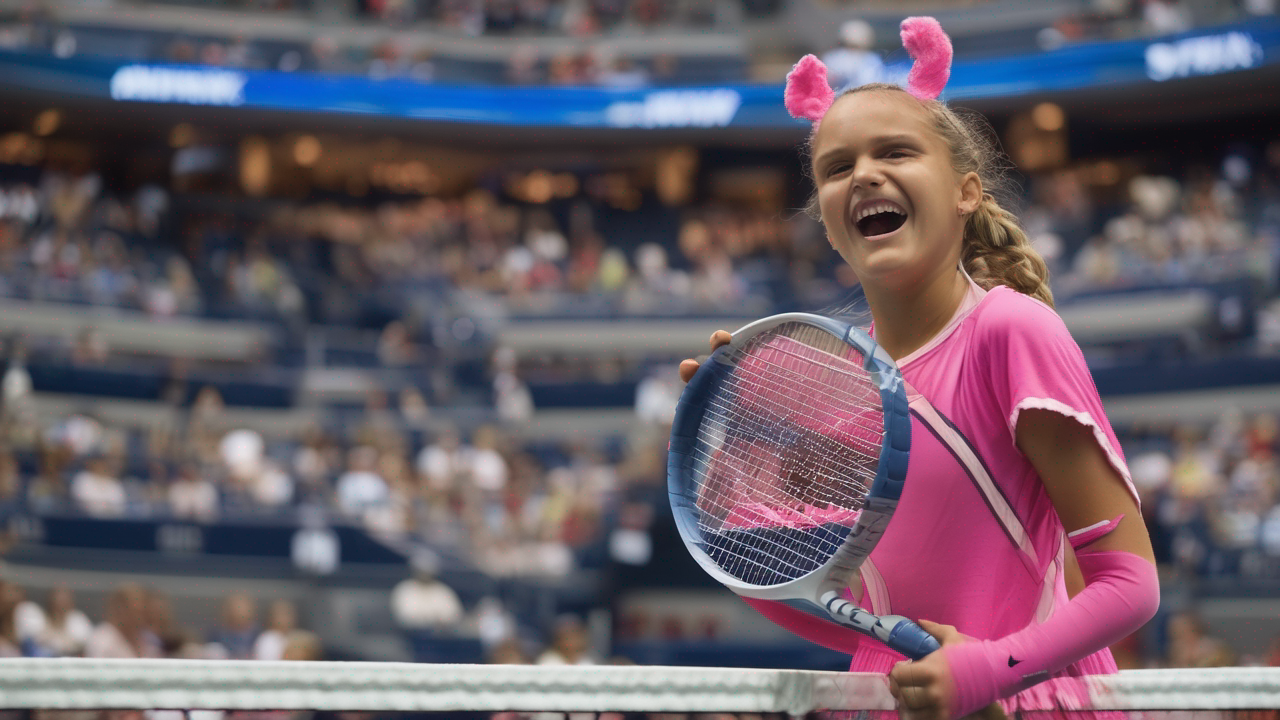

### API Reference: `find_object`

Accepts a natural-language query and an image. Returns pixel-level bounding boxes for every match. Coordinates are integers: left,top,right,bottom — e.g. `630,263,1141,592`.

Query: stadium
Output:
0,0,1278,715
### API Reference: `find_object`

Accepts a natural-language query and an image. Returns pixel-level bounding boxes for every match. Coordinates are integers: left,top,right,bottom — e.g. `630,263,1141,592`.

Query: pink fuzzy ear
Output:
784,54,835,124
900,16,953,101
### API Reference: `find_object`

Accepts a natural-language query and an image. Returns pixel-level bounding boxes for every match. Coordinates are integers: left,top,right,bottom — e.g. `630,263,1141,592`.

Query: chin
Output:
855,251,929,289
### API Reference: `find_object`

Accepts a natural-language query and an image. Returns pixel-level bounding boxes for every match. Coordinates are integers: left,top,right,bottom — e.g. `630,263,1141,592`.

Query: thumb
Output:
917,619,964,646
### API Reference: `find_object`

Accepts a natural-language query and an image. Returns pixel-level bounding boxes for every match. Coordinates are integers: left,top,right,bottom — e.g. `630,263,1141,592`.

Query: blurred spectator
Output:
253,599,300,661
281,629,323,661
0,585,22,657
469,426,509,493
336,446,390,516
821,20,884,91
378,321,420,366
221,428,266,489
1,337,34,443
390,551,464,630
144,589,202,659
399,386,431,427
492,348,534,423
86,584,161,658
417,429,468,497
9,584,46,651
1142,0,1193,35
1166,611,1236,667
249,461,295,510
209,593,259,660
634,363,681,424
472,595,517,649
536,615,597,665
37,587,93,657
354,389,405,454
71,326,109,365
487,637,529,664
70,455,127,518
292,505,340,576
168,463,220,522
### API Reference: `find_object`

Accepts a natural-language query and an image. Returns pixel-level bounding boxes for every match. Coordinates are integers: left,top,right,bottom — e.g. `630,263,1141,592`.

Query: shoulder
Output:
970,285,1071,348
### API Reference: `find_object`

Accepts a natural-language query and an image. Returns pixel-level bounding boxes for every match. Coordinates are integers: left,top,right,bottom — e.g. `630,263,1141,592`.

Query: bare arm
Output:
1014,408,1155,563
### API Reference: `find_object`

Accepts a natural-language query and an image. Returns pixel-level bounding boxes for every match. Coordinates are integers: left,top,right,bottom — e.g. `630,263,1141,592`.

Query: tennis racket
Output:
667,312,937,660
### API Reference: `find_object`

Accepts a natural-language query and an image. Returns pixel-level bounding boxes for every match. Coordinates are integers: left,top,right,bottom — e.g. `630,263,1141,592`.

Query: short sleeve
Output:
975,287,1139,508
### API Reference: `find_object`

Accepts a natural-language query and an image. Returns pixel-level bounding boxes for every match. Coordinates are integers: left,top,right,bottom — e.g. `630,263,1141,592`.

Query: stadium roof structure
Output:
0,17,1276,143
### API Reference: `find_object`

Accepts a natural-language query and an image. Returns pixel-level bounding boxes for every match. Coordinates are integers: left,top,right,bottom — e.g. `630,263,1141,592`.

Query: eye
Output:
884,148,911,159
825,163,852,178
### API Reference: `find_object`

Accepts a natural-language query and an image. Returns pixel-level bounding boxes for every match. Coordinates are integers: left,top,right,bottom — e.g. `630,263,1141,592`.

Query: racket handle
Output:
823,593,941,660
877,615,942,660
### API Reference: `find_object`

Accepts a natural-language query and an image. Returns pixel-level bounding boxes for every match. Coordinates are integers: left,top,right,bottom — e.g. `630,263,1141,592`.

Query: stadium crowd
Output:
0,138,1278,564
0,580,322,661
0,569,615,667
3,139,1277,327
0,0,1274,87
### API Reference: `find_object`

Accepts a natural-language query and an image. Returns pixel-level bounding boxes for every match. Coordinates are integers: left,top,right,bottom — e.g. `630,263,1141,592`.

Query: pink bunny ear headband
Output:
784,16,953,125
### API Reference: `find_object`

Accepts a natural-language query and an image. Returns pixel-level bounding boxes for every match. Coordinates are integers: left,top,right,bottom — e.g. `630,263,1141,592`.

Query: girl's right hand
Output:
678,330,732,383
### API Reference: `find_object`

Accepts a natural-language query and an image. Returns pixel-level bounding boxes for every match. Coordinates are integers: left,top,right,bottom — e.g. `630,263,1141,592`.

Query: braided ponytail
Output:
963,193,1054,307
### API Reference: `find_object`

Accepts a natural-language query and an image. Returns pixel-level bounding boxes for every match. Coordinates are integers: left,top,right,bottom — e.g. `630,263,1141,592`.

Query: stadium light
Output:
1032,102,1065,132
169,123,196,148
32,109,60,137
294,135,322,167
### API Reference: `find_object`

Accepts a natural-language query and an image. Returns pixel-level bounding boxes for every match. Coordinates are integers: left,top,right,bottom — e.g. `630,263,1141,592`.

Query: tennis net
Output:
0,659,1276,719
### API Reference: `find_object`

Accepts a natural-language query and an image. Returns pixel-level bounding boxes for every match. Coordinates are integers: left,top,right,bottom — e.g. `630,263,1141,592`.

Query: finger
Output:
889,661,912,686
975,702,1009,720
893,660,935,687
679,359,700,383
709,330,731,350
904,684,938,713
918,619,962,646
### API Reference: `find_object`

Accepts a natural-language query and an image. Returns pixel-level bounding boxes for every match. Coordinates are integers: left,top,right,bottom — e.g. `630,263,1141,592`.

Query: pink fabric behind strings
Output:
701,333,879,532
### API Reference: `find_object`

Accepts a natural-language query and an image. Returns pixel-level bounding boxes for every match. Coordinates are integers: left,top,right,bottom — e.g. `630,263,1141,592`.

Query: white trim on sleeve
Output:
1009,397,1141,510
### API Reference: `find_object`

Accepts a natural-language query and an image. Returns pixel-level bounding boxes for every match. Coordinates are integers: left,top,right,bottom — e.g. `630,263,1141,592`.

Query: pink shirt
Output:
746,279,1137,685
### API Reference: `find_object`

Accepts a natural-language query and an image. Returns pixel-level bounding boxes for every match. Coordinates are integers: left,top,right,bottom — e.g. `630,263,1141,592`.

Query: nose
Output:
850,156,885,190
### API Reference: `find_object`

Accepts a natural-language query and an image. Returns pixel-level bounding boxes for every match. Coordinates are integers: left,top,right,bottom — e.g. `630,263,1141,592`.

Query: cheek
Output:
817,184,846,232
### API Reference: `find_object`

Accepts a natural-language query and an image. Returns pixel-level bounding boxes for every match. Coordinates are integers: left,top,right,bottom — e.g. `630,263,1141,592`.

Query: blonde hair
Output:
805,83,1053,308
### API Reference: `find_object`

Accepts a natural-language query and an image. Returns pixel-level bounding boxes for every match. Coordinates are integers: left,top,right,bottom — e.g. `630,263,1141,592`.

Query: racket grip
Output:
880,616,942,660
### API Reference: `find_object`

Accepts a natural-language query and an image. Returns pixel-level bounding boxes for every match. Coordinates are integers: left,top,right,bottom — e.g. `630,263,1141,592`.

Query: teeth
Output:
855,202,906,222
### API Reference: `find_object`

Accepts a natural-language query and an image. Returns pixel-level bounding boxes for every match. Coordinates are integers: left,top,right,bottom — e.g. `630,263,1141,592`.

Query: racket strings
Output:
691,323,889,586
690,407,873,583
713,353,887,443
691,398,876,519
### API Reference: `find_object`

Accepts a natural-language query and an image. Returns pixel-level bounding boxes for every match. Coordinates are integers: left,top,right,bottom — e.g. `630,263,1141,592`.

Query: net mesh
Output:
692,323,886,587
0,660,1278,720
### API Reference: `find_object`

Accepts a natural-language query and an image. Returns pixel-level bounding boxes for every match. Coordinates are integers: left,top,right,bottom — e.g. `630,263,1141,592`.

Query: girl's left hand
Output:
888,619,972,720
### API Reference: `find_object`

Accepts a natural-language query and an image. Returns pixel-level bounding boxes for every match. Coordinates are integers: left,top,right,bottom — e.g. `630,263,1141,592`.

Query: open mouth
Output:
855,209,908,239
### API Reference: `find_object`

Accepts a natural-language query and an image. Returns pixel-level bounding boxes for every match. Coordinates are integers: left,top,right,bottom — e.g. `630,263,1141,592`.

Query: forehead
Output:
812,90,937,155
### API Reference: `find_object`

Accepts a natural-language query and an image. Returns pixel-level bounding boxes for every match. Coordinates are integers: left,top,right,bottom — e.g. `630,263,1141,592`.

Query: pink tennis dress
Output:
746,279,1140,712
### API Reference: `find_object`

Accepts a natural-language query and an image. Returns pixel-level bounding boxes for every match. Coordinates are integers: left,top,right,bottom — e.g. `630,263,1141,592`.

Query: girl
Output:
678,17,1159,720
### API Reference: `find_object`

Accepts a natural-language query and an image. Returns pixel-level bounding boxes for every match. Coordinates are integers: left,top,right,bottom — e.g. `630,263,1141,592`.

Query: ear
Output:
957,171,982,215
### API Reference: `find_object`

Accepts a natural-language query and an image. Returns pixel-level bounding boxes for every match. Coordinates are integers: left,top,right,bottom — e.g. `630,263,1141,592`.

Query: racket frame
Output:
669,313,936,659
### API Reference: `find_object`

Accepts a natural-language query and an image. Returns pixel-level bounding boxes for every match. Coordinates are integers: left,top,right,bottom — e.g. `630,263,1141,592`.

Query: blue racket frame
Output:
668,313,937,660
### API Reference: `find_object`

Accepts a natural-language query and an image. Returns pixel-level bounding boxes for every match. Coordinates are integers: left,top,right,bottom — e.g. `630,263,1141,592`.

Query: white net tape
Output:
0,661,1277,714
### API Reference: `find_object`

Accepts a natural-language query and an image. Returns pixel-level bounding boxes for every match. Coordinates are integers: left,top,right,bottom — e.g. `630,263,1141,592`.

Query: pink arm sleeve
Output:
941,550,1159,717
740,597,863,654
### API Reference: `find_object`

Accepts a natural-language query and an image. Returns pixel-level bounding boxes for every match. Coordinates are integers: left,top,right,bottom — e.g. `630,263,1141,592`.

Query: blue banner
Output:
0,18,1276,129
